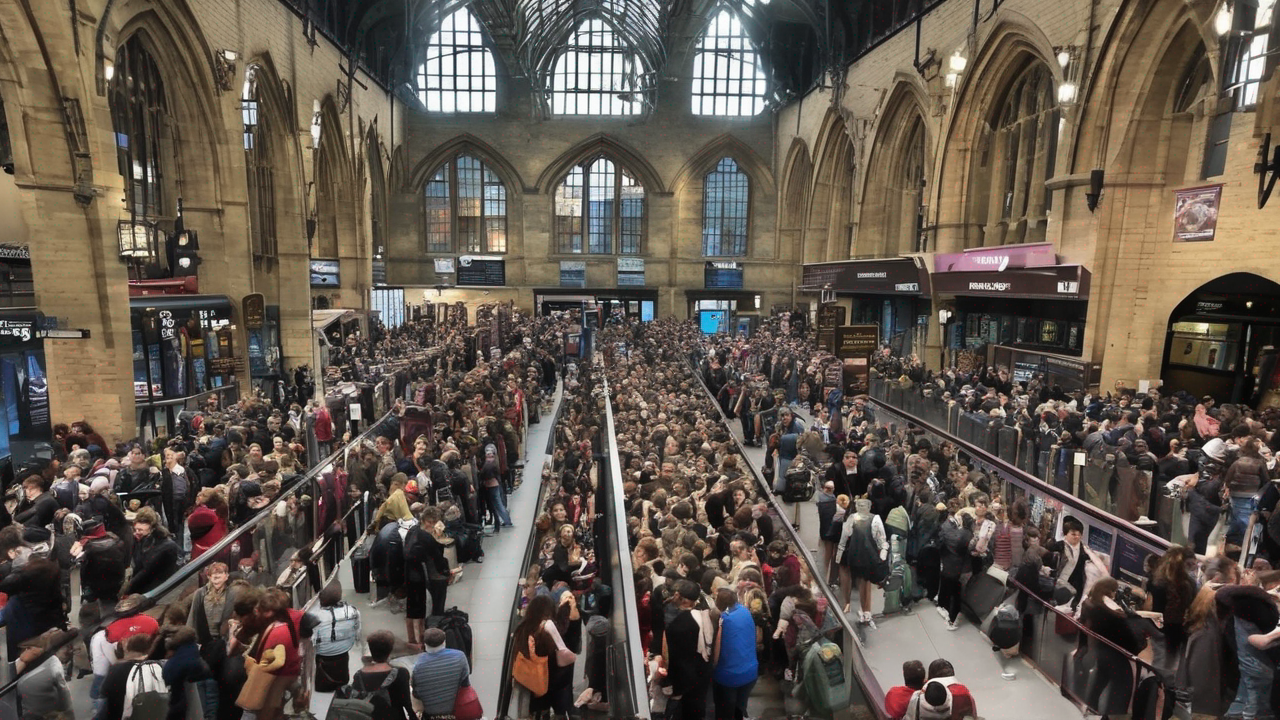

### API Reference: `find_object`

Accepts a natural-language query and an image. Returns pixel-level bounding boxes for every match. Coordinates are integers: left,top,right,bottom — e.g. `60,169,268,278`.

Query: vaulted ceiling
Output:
320,0,913,107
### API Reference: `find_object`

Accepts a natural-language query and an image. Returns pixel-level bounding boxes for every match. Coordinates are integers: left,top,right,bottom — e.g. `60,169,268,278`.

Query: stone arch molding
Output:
779,138,813,229
536,134,667,195
670,133,775,198
408,134,527,195
860,79,932,257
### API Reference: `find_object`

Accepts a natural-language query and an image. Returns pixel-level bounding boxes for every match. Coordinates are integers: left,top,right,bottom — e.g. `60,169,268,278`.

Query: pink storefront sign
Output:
933,243,1058,273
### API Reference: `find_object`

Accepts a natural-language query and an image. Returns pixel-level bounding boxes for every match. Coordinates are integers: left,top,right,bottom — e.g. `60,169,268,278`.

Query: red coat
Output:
188,505,227,560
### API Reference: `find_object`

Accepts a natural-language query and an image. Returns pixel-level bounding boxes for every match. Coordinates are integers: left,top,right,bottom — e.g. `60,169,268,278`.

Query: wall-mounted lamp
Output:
104,59,115,82
1057,82,1078,105
1056,48,1072,69
948,50,967,73
1085,169,1105,212
1215,2,1234,36
938,308,953,325
213,49,239,93
754,294,762,310
310,100,323,149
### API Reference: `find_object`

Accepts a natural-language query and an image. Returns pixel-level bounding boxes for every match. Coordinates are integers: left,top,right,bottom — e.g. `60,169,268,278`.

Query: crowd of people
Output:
0,305,575,720
691,316,1280,720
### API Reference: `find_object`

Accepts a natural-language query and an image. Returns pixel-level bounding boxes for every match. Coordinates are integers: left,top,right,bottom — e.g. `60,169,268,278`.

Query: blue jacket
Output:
713,604,758,688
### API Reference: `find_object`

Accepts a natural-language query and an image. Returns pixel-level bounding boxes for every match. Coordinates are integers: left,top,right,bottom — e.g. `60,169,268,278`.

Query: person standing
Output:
124,507,179,595
936,503,973,631
301,582,360,693
411,628,471,720
711,588,756,720
662,579,716,720
353,630,415,720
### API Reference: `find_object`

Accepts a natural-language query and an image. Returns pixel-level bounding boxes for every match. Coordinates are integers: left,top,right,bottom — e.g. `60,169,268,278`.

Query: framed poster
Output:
1173,185,1222,242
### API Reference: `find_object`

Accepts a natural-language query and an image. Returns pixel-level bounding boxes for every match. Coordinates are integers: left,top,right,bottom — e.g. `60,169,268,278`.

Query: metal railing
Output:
684,353,889,720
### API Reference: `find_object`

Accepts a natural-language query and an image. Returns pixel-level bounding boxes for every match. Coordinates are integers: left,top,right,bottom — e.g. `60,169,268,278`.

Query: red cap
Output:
106,614,159,644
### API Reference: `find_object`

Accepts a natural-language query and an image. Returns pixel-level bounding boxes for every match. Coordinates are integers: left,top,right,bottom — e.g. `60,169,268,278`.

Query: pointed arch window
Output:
423,154,508,254
702,157,750,256
550,19,645,116
974,61,1058,246
242,68,277,260
899,117,927,253
554,157,646,254
110,35,168,222
417,7,497,113
692,10,768,116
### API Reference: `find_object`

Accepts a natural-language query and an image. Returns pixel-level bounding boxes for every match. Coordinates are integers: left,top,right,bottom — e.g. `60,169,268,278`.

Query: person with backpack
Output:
162,625,213,720
370,513,411,613
301,582,361,693
411,627,472,720
334,629,414,720
73,516,129,607
99,633,155,720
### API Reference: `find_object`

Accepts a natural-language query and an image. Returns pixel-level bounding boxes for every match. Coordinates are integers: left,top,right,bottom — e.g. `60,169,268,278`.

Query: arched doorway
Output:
1161,272,1280,407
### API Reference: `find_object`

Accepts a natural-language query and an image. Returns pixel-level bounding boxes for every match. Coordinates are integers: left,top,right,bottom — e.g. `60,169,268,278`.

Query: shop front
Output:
800,257,931,356
131,295,241,435
1160,272,1280,408
536,288,659,325
0,311,52,478
931,245,1091,370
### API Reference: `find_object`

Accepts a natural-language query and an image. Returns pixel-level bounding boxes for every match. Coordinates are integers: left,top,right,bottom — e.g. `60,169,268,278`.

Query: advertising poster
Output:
816,305,846,351
1112,535,1156,585
1173,185,1222,242
0,315,51,470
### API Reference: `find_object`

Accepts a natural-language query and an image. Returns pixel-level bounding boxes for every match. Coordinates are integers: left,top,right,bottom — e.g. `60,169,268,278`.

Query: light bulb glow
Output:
1216,4,1233,35
1057,82,1077,104
1057,50,1071,68
104,61,114,81
949,51,967,73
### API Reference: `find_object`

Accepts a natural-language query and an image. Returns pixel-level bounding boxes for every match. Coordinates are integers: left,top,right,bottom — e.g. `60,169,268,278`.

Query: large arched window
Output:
423,155,508,254
702,157,749,256
975,62,1057,246
417,7,497,113
110,35,168,222
242,68,277,260
550,19,645,115
553,157,645,254
692,9,767,116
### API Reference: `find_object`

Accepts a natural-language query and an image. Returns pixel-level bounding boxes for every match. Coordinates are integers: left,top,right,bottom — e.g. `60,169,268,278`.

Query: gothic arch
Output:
860,80,932,257
806,109,855,262
313,94,361,288
670,133,775,197
934,19,1063,252
111,7,232,214
779,138,813,264
536,134,665,194
243,55,307,260
409,133,526,194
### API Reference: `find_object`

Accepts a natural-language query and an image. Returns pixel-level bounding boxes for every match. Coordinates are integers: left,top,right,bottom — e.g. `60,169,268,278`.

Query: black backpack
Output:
430,607,473,661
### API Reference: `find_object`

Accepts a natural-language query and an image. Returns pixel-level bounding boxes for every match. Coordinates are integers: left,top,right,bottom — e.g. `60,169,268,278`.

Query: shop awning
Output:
932,264,1091,300
312,309,359,332
129,294,232,314
799,257,930,295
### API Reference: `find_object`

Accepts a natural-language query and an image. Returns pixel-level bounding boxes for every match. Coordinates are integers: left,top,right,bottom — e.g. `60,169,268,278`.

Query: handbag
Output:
512,635,549,697
454,684,483,720
235,647,278,711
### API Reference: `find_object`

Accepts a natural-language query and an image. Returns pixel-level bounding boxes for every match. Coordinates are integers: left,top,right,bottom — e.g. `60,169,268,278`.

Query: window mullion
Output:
613,171,622,255
450,160,459,254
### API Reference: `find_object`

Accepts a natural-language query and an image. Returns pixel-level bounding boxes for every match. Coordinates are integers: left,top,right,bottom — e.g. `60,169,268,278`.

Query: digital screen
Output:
700,310,728,334
310,259,340,287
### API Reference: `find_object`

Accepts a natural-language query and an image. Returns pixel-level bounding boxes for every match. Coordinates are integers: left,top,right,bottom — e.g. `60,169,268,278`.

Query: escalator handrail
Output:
600,377,652,719
0,410,394,700
682,354,890,720
866,392,1173,555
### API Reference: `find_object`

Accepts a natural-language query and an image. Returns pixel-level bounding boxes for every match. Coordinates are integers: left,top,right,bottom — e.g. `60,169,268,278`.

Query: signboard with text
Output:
835,324,879,395
801,258,928,295
457,256,506,287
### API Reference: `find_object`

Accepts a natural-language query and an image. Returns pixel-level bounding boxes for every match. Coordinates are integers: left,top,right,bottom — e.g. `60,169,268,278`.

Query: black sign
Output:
1112,535,1155,585
0,318,39,342
932,264,1091,300
801,259,928,295
243,293,265,330
835,325,879,358
705,262,744,289
457,257,506,287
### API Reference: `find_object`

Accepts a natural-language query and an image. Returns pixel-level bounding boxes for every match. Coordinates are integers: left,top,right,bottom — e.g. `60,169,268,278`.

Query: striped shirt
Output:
412,648,470,714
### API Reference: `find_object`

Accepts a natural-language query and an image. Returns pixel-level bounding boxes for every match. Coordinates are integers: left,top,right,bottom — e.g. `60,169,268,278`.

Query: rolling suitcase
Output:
351,535,373,594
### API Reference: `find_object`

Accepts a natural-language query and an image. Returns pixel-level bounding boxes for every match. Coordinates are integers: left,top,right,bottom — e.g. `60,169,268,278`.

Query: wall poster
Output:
1173,185,1222,242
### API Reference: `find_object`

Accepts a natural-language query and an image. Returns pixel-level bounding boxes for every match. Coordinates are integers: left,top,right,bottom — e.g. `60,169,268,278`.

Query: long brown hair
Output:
514,594,554,657
1153,545,1195,620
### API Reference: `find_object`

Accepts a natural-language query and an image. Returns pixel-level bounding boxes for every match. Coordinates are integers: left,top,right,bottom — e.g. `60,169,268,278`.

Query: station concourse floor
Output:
306,381,566,718
728,403,1084,720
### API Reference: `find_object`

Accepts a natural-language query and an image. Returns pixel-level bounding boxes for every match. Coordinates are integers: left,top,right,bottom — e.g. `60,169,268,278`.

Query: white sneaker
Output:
936,606,950,621
946,621,959,631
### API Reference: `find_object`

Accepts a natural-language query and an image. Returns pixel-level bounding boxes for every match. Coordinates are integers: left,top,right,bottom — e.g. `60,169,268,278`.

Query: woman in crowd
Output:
352,629,415,720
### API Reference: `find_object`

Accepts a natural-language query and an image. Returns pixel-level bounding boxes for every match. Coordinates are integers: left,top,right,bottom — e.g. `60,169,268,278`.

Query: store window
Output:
702,157,750,256
131,302,235,401
423,154,508,254
553,156,646,254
